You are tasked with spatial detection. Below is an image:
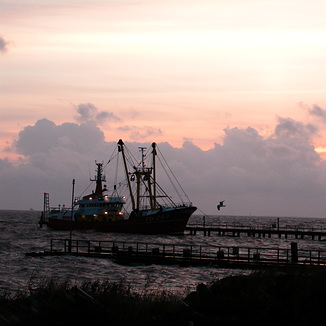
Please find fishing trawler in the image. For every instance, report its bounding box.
[40,140,196,234]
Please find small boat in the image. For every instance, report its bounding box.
[40,140,197,234]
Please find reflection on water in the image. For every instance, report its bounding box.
[1,210,326,293]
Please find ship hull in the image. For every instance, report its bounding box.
[47,206,196,235]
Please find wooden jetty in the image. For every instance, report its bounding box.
[26,238,326,270]
[185,223,326,241]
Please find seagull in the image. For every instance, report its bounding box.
[217,200,226,211]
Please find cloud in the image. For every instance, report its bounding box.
[75,103,97,121]
[143,118,324,217]
[75,103,121,125]
[13,118,107,157]
[308,104,326,124]
[274,116,317,139]
[1,118,115,209]
[1,115,326,218]
[117,125,162,140]
[0,36,9,53]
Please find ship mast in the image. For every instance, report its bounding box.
[137,146,154,210]
[152,142,157,209]
[91,162,106,196]
[118,140,159,212]
[118,139,136,210]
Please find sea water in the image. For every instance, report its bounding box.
[1,210,326,294]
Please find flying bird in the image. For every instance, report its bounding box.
[217,200,226,211]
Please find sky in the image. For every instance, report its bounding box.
[1,0,326,217]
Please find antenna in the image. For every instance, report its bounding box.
[138,146,147,169]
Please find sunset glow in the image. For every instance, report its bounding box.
[1,0,326,215]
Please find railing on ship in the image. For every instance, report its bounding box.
[139,202,194,210]
[74,196,125,202]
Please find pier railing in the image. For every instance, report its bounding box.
[187,221,325,233]
[42,238,326,268]
[185,222,326,240]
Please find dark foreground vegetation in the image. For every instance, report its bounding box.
[1,268,326,325]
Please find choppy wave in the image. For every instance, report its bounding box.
[1,210,326,293]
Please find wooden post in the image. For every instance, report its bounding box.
[291,242,298,263]
[68,178,75,253]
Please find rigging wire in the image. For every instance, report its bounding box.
[156,145,192,203]
[124,144,139,168]
[156,154,182,202]
[196,207,215,219]
[72,145,119,199]
[78,181,95,197]
[104,145,118,169]
[76,141,194,211]
[113,151,120,194]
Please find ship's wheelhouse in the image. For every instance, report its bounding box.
[74,196,125,222]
